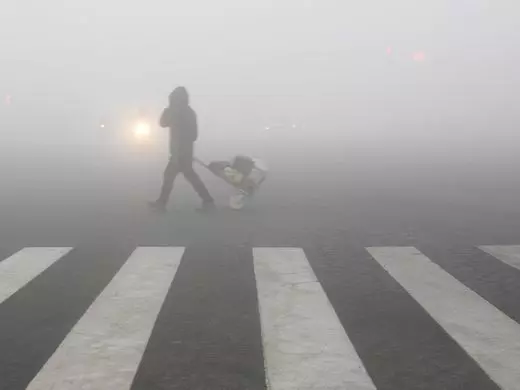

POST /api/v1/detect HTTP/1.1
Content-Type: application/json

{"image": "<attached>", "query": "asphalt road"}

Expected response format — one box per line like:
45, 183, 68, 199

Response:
1, 145, 520, 389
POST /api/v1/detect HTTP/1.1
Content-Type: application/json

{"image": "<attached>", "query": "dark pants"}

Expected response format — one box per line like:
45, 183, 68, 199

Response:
158, 143, 213, 205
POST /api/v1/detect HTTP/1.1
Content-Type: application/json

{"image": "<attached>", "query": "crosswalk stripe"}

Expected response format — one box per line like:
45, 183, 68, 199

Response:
304, 244, 502, 389
480, 245, 520, 272
0, 247, 72, 305
253, 247, 376, 390
26, 246, 184, 390
130, 244, 266, 389
367, 246, 520, 390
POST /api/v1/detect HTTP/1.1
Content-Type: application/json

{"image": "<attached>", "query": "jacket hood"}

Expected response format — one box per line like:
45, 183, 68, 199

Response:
169, 86, 189, 107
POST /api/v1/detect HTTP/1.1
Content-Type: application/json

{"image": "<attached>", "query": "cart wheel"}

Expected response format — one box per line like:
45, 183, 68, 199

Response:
229, 193, 246, 210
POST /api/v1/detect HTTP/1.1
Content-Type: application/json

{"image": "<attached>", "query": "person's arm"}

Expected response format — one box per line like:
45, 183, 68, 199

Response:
159, 108, 171, 128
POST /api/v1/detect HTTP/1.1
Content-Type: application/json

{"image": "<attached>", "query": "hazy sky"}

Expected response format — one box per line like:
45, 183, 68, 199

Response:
1, 1, 519, 153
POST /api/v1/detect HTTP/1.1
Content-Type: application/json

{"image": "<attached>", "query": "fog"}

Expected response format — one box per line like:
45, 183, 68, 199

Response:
4, 7, 520, 387
1, 0, 520, 209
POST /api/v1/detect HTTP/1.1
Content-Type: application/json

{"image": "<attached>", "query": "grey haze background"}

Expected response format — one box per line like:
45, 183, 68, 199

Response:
1, 0, 519, 213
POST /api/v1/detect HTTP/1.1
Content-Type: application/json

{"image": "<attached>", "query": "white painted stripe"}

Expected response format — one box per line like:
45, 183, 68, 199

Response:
27, 246, 184, 390
253, 247, 376, 390
0, 247, 72, 304
367, 246, 520, 390
480, 245, 520, 272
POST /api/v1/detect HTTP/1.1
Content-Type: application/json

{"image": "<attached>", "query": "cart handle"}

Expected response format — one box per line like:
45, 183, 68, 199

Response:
193, 157, 209, 169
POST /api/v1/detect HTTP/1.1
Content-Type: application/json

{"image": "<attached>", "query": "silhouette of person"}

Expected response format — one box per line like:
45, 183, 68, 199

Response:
149, 87, 214, 212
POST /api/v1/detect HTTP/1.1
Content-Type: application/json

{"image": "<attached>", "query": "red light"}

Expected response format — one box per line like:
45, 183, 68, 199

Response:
4, 94, 12, 105
386, 47, 393, 55
412, 51, 426, 62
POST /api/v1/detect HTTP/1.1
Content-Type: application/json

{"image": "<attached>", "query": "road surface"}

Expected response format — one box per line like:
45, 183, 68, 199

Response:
1, 145, 520, 389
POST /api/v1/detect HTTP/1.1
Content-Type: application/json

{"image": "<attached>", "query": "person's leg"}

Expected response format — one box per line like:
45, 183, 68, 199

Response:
179, 144, 214, 204
156, 156, 180, 207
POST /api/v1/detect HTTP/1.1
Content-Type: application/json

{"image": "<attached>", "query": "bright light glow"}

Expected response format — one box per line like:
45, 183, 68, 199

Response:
133, 121, 151, 141
100, 123, 105, 128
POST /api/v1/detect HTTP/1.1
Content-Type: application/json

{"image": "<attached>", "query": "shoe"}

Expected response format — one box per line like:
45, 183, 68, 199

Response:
148, 200, 167, 214
197, 200, 216, 213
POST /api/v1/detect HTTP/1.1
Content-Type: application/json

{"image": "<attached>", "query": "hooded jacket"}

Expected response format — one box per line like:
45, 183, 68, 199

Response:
160, 87, 198, 153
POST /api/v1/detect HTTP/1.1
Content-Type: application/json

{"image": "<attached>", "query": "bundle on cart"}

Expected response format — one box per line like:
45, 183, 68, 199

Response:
194, 155, 267, 209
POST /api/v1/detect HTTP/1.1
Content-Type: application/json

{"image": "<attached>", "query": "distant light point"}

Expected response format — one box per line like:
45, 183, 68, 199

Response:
412, 51, 426, 62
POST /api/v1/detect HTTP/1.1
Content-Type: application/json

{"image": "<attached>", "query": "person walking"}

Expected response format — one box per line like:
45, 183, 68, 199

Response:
149, 86, 215, 213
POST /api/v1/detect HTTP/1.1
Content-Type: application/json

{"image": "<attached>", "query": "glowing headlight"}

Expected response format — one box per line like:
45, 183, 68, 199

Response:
133, 121, 151, 140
